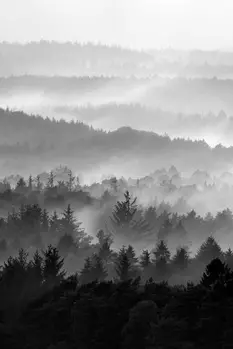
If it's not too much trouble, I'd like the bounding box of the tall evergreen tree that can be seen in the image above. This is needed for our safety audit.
[35,175,43,192]
[201,257,233,289]
[91,254,108,282]
[46,171,55,189]
[28,175,33,191]
[152,240,171,263]
[59,204,86,246]
[172,246,190,270]
[41,209,50,232]
[195,236,223,264]
[140,249,151,268]
[42,245,65,287]
[111,190,137,228]
[115,246,132,282]
[49,211,60,234]
[79,256,93,285]
[66,169,75,192]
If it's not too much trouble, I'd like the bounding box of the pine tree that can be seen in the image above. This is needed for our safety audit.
[201,257,233,289]
[15,177,27,193]
[79,256,94,285]
[152,240,171,263]
[59,204,85,246]
[195,236,223,264]
[66,169,75,192]
[111,190,137,228]
[126,245,138,266]
[91,254,108,282]
[35,175,43,191]
[115,246,132,282]
[98,236,113,263]
[28,175,33,191]
[42,245,65,287]
[46,171,55,189]
[41,209,49,232]
[140,250,151,268]
[30,249,43,282]
[49,211,60,234]
[172,246,190,270]
[224,248,233,270]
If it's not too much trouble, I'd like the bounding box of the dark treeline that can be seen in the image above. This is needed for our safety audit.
[1,218,233,347]
[2,108,233,178]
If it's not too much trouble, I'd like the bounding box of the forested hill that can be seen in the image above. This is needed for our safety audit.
[0,107,232,177]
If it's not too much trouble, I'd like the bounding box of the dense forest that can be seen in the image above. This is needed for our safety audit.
[1,178,233,347]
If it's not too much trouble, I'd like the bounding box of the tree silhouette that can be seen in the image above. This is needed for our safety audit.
[195,236,223,264]
[111,190,137,228]
[91,254,108,282]
[140,249,151,268]
[79,256,93,285]
[42,245,65,288]
[115,246,133,282]
[152,240,171,263]
[201,257,233,290]
[59,204,86,246]
[172,246,190,270]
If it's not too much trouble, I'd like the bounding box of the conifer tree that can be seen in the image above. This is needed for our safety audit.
[28,175,33,191]
[49,211,60,234]
[195,236,223,264]
[79,256,93,285]
[201,257,233,289]
[152,240,171,263]
[46,171,55,189]
[35,175,43,191]
[66,169,75,192]
[59,204,86,246]
[115,246,132,282]
[140,249,151,268]
[126,245,138,266]
[111,190,137,228]
[41,209,50,232]
[91,254,108,282]
[42,245,65,286]
[172,246,190,270]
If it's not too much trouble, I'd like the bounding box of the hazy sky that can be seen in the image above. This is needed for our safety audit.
[1,0,233,50]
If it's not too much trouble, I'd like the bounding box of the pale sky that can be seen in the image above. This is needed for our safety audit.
[1,0,233,50]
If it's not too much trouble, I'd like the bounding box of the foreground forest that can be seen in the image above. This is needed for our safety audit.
[1,188,233,348]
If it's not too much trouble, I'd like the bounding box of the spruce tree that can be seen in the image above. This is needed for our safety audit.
[115,246,132,282]
[172,246,190,270]
[49,211,60,234]
[195,236,223,264]
[79,256,94,285]
[42,245,65,287]
[59,204,85,246]
[140,250,151,268]
[35,175,43,191]
[111,190,137,228]
[46,171,55,189]
[91,254,108,282]
[66,169,75,192]
[152,240,171,263]
[41,209,50,232]
[201,257,233,289]
[28,175,33,191]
